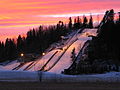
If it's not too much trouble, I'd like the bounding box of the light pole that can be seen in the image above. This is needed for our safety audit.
[20,53,24,63]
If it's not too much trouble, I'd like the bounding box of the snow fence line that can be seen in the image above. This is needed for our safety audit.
[0,71,120,82]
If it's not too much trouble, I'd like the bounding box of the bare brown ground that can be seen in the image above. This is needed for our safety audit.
[0,82,120,90]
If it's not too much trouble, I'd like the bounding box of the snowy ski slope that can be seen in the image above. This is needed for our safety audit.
[0,29,97,74]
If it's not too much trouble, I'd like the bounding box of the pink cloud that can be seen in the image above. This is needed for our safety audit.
[0,0,120,41]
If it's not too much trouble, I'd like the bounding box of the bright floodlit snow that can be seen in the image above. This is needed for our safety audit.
[48,29,97,73]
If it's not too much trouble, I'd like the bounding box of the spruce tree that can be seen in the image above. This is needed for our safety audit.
[83,16,88,28]
[68,17,72,29]
[88,15,93,28]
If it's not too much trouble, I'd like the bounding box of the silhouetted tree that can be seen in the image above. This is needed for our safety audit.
[4,39,17,60]
[0,42,5,62]
[17,35,25,55]
[74,18,77,28]
[83,16,88,28]
[77,16,82,28]
[71,48,76,62]
[73,17,82,29]
[88,15,93,28]
[68,17,72,29]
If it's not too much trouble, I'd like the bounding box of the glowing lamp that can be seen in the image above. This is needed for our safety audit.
[42,53,45,56]
[21,53,24,57]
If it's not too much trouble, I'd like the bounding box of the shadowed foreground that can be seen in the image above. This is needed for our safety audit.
[0,82,120,90]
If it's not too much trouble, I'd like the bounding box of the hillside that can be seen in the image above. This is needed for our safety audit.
[64,9,120,75]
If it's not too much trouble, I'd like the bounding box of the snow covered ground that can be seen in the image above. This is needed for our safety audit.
[0,70,120,82]
[0,60,20,70]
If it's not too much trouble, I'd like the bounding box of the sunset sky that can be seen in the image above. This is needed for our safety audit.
[0,0,120,41]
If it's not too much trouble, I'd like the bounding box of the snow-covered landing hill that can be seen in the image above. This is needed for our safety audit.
[0,29,97,74]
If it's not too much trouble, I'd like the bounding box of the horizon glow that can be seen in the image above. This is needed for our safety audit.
[0,0,120,41]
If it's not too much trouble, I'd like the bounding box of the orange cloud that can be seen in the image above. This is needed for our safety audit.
[0,0,120,41]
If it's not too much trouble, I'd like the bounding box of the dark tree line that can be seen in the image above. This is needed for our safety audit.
[73,16,93,29]
[0,23,69,62]
[0,15,94,62]
[79,9,120,74]
[97,9,120,60]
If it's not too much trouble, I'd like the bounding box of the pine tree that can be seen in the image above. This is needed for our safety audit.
[0,42,5,62]
[77,16,82,29]
[4,39,17,61]
[88,15,93,28]
[74,18,77,29]
[71,48,76,62]
[68,17,72,29]
[83,16,88,28]
[17,35,25,54]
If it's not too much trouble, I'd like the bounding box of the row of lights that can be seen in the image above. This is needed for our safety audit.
[20,53,45,57]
